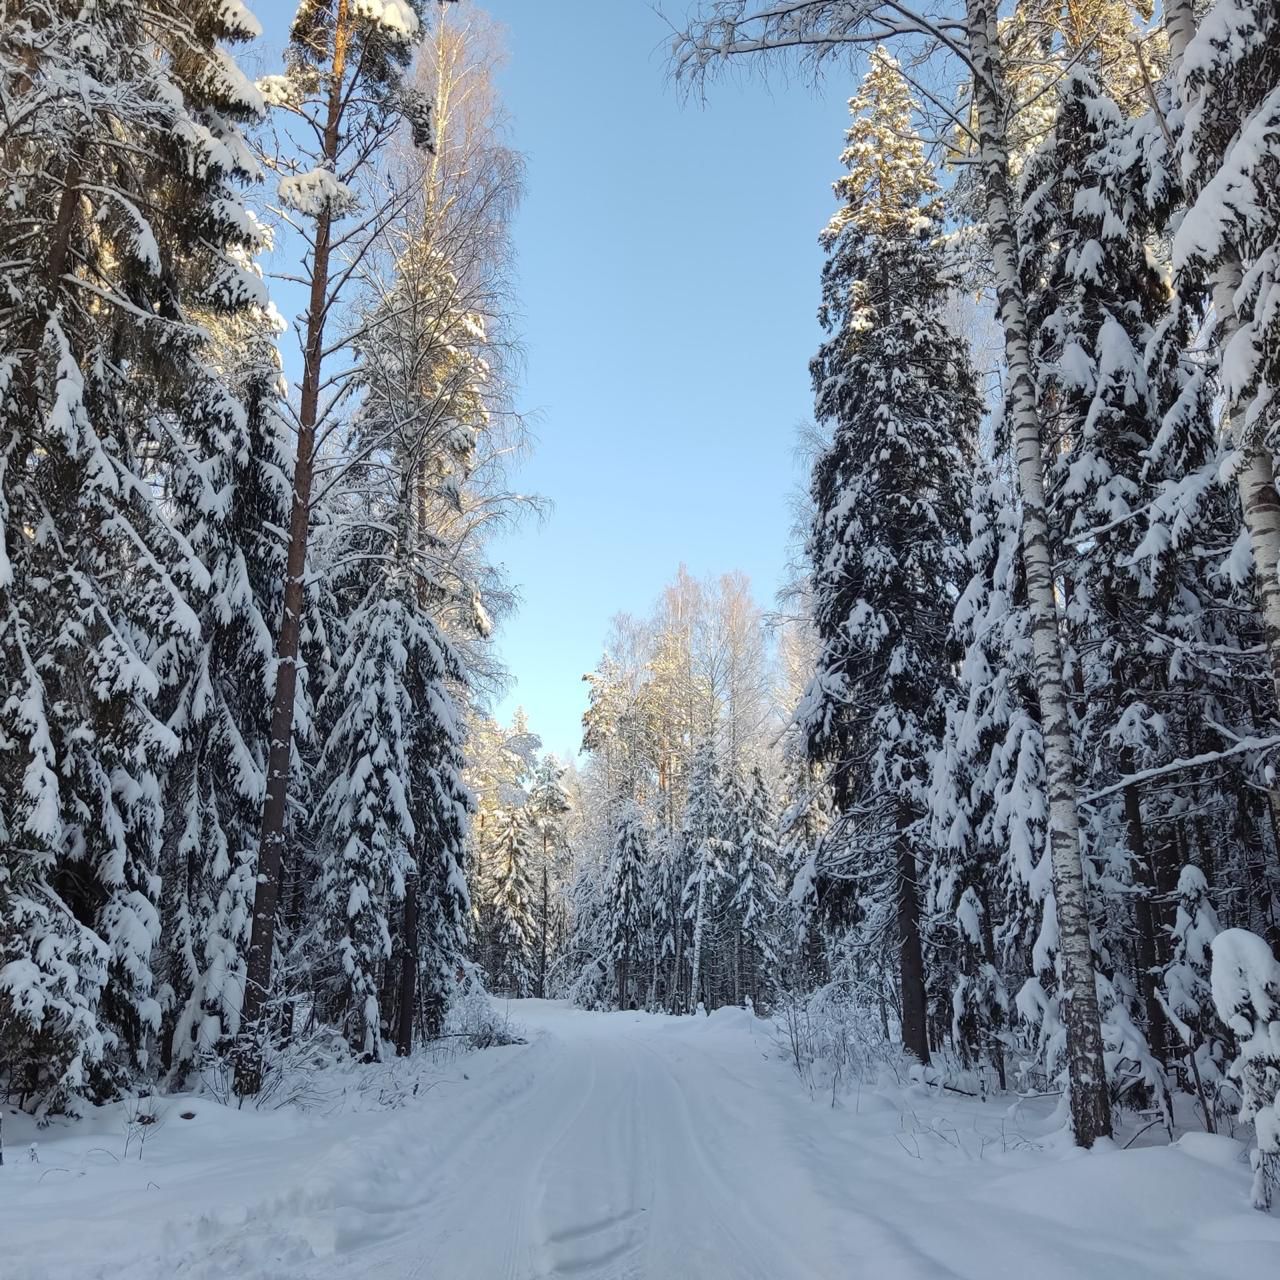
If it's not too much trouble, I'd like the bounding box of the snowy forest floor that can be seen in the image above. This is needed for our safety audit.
[5,1001,1280,1279]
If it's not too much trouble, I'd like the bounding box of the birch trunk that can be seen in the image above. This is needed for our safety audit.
[964,0,1112,1146]
[1215,267,1280,722]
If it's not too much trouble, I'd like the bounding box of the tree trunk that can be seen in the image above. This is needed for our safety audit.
[236,3,352,1097]
[396,867,419,1058]
[689,859,708,1013]
[1122,766,1167,1062]
[618,950,629,1011]
[895,804,930,1066]
[964,0,1111,1146]
[671,886,685,1014]
[537,854,549,999]
[1215,263,1280,724]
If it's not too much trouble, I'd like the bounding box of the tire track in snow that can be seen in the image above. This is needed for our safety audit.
[531,1037,654,1279]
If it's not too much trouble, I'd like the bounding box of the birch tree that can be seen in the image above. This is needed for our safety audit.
[674,0,1114,1145]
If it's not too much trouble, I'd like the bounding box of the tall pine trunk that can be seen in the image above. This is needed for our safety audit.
[895,804,930,1065]
[689,861,708,1013]
[671,884,686,1014]
[396,867,420,1057]
[964,0,1111,1146]
[236,4,353,1097]
[537,850,549,999]
[1122,767,1167,1061]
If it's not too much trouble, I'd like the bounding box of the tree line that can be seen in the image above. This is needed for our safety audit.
[546,0,1280,1212]
[0,0,533,1114]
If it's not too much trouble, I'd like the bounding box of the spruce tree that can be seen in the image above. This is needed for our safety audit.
[160,314,293,1078]
[1162,866,1226,1129]
[0,0,267,1110]
[1018,69,1181,1069]
[1172,0,1280,721]
[316,587,419,1059]
[798,50,980,1066]
[528,756,572,998]
[682,740,729,1012]
[609,804,649,1010]
[651,831,687,1011]
[733,766,782,1010]
[1018,69,1272,1101]
[1210,928,1280,1210]
[488,807,536,997]
[930,466,1041,1089]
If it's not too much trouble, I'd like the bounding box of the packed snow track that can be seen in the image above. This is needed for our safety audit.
[6,1000,1277,1279]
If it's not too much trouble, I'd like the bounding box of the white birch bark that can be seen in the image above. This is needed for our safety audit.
[964,0,1112,1147]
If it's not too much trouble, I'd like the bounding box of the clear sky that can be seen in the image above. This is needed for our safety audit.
[477,0,852,759]
[253,1,857,761]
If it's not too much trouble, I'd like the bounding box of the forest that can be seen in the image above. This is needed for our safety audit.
[2,0,1280,1271]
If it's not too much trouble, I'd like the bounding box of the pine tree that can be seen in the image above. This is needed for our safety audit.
[797,50,980,1067]
[0,0,268,1110]
[236,0,447,1093]
[609,803,649,1009]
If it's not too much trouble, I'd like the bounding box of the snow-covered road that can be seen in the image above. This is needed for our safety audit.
[7,1000,1280,1279]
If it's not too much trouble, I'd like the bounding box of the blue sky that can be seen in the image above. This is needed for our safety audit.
[253,2,857,760]
[477,0,852,758]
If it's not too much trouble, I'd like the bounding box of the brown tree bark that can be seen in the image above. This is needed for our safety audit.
[537,841,549,999]
[1121,764,1167,1062]
[617,951,629,1012]
[236,2,353,1097]
[396,867,420,1057]
[896,803,930,1066]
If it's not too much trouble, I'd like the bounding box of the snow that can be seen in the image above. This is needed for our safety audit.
[277,169,360,219]
[352,0,420,42]
[5,1000,1277,1279]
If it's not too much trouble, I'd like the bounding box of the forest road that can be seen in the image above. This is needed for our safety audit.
[12,999,1275,1280]
[335,1000,886,1280]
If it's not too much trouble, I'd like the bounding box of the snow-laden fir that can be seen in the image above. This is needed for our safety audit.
[4,0,1280,1275]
